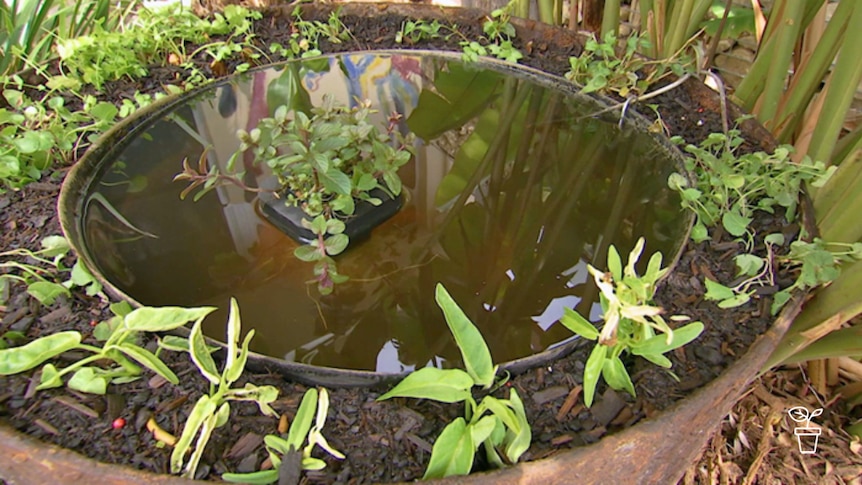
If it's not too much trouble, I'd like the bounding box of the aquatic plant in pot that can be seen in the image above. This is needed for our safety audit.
[176,93,416,294]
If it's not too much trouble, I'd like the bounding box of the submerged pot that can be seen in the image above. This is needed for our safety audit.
[259,189,404,244]
[4,3,795,484]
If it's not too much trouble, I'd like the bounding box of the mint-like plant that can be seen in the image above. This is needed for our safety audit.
[559,238,704,407]
[222,387,344,484]
[378,284,530,479]
[171,297,279,478]
[177,94,415,295]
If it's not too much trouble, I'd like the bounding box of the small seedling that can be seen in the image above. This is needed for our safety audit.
[566,32,691,97]
[171,298,279,479]
[0,300,213,395]
[222,387,344,484]
[668,130,833,245]
[559,238,704,407]
[378,284,530,479]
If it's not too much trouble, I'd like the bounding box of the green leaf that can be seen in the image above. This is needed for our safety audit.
[503,388,531,462]
[123,306,216,332]
[68,367,109,394]
[294,244,321,262]
[735,254,764,277]
[225,330,254,385]
[607,245,622,282]
[37,363,63,389]
[222,470,279,484]
[383,171,402,196]
[27,281,70,306]
[110,301,133,317]
[631,322,704,356]
[319,169,351,196]
[423,418,474,479]
[583,344,607,407]
[224,297,242,380]
[113,343,178,384]
[287,388,318,450]
[690,222,709,243]
[704,279,735,301]
[469,416,497,445]
[559,308,599,340]
[601,355,636,397]
[325,218,345,235]
[435,284,496,388]
[190,315,220,385]
[771,290,792,315]
[722,211,751,237]
[719,293,751,308]
[324,234,349,256]
[377,367,473,403]
[40,236,70,256]
[171,395,217,474]
[0,331,81,375]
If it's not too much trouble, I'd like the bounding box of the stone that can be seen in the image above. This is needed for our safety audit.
[590,389,627,426]
[717,38,735,53]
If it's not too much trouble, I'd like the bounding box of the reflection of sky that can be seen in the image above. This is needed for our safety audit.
[376,340,446,374]
[532,259,603,331]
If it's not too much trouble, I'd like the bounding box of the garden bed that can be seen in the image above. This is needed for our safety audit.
[0,3,804,483]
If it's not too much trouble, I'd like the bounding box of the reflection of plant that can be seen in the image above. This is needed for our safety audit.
[223,387,344,484]
[177,95,414,295]
[0,301,212,394]
[378,284,530,479]
[559,238,703,407]
[172,298,279,479]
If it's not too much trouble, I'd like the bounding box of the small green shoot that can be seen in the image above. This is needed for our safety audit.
[378,284,529,479]
[171,298,279,479]
[0,301,214,395]
[559,238,704,407]
[222,387,344,484]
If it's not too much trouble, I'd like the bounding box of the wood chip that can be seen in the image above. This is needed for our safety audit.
[34,419,59,435]
[551,434,573,446]
[532,386,569,406]
[155,395,188,414]
[226,432,263,459]
[148,375,169,389]
[405,433,432,453]
[278,414,289,434]
[555,385,582,421]
[52,396,99,418]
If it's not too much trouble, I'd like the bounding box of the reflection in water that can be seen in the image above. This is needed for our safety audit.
[79,52,688,372]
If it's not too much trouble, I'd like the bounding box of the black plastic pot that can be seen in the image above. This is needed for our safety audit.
[259,189,404,244]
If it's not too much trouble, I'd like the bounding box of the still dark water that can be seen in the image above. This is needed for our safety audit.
[79,52,689,372]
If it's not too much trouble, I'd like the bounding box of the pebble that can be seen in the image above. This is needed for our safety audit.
[236,452,260,473]
[717,38,735,53]
[0,197,9,210]
[694,345,724,366]
[10,316,33,333]
[618,23,632,38]
[590,389,627,426]
[532,385,569,405]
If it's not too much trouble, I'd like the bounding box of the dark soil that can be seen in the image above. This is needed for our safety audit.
[0,4,797,483]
